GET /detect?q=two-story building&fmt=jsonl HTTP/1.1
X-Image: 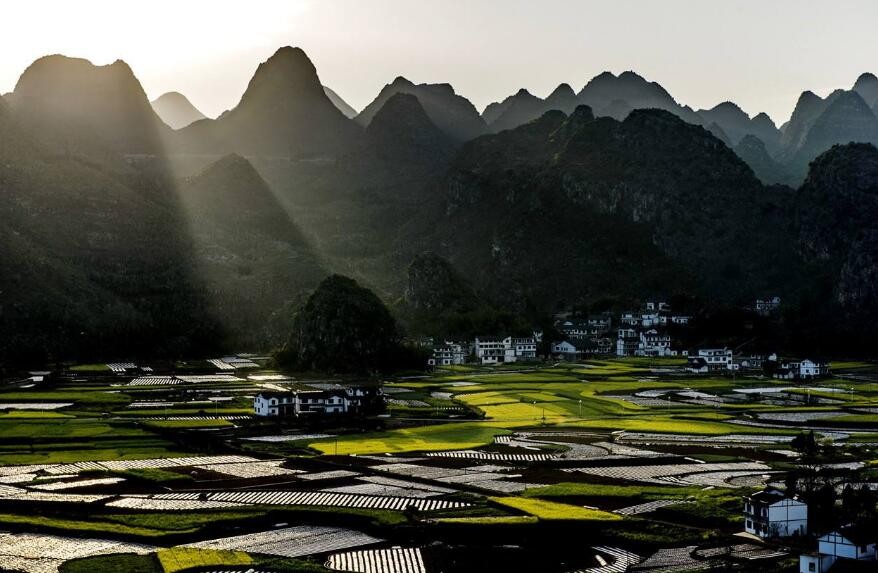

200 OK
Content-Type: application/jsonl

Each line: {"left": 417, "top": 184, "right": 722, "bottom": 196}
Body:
{"left": 743, "top": 489, "right": 808, "bottom": 538}
{"left": 687, "top": 348, "right": 733, "bottom": 372}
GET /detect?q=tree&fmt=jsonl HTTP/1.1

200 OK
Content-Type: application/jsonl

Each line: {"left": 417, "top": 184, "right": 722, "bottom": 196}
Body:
{"left": 277, "top": 274, "right": 400, "bottom": 374}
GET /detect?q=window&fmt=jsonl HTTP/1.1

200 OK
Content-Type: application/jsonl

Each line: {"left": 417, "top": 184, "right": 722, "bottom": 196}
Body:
{"left": 808, "top": 563, "right": 815, "bottom": 572}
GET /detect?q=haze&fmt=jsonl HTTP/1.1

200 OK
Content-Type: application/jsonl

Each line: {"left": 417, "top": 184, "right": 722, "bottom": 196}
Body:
{"left": 3, "top": 0, "right": 878, "bottom": 123}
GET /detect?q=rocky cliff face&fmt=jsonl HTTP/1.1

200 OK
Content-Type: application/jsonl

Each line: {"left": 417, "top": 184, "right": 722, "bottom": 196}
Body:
{"left": 798, "top": 144, "right": 878, "bottom": 318}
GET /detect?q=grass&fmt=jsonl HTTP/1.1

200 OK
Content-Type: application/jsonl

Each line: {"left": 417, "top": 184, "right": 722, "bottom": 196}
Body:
{"left": 60, "top": 553, "right": 161, "bottom": 573}
{"left": 522, "top": 482, "right": 709, "bottom": 501}
{"left": 157, "top": 548, "right": 252, "bottom": 573}
{"left": 490, "top": 497, "right": 622, "bottom": 521}
{"left": 0, "top": 513, "right": 172, "bottom": 538}
{"left": 142, "top": 419, "right": 234, "bottom": 429}
{"left": 309, "top": 423, "right": 509, "bottom": 455}
{"left": 435, "top": 516, "right": 538, "bottom": 525}
{"left": 69, "top": 363, "right": 111, "bottom": 372}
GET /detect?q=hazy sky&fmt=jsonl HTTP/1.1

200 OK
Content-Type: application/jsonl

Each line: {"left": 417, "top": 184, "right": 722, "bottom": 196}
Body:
{"left": 3, "top": 0, "right": 877, "bottom": 124}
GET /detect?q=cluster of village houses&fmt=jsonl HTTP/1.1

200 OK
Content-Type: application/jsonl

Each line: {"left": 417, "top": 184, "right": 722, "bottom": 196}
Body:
{"left": 253, "top": 383, "right": 382, "bottom": 418}
{"left": 427, "top": 299, "right": 830, "bottom": 380}
{"left": 744, "top": 489, "right": 877, "bottom": 572}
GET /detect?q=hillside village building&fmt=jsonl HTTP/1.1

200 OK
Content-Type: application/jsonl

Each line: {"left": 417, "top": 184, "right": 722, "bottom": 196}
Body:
{"left": 686, "top": 348, "right": 733, "bottom": 373}
{"left": 474, "top": 336, "right": 537, "bottom": 365}
{"left": 743, "top": 489, "right": 808, "bottom": 538}
{"left": 428, "top": 342, "right": 467, "bottom": 367}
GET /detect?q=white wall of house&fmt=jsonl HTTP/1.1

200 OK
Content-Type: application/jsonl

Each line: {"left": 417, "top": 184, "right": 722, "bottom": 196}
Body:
{"left": 744, "top": 496, "right": 807, "bottom": 538}
{"left": 818, "top": 532, "right": 877, "bottom": 560}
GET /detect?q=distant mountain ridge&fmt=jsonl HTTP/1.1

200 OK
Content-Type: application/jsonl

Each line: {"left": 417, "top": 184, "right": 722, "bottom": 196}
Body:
{"left": 355, "top": 76, "right": 486, "bottom": 141}
{"left": 174, "top": 47, "right": 362, "bottom": 157}
{"left": 151, "top": 91, "right": 207, "bottom": 129}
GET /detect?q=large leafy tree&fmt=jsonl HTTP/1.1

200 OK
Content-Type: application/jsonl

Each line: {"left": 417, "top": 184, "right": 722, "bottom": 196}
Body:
{"left": 280, "top": 275, "right": 399, "bottom": 373}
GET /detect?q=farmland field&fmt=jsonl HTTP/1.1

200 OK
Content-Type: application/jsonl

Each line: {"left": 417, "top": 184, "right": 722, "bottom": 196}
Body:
{"left": 0, "top": 357, "right": 875, "bottom": 573}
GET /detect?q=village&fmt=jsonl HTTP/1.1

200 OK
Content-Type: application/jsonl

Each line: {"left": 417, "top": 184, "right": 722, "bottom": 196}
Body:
{"left": 426, "top": 299, "right": 831, "bottom": 384}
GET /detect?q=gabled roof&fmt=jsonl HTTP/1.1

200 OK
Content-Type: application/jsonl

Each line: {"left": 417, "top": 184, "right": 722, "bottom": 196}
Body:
{"left": 826, "top": 525, "right": 878, "bottom": 547}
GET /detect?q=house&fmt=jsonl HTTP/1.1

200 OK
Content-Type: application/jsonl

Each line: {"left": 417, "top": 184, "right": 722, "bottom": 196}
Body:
{"left": 474, "top": 336, "right": 536, "bottom": 364}
{"left": 636, "top": 329, "right": 672, "bottom": 357}
{"left": 558, "top": 318, "right": 590, "bottom": 339}
{"left": 735, "top": 355, "right": 765, "bottom": 370}
{"left": 686, "top": 357, "right": 709, "bottom": 374}
{"left": 552, "top": 340, "right": 578, "bottom": 360}
{"left": 800, "top": 527, "right": 877, "bottom": 573}
{"left": 800, "top": 359, "right": 831, "bottom": 379}
{"left": 670, "top": 315, "right": 691, "bottom": 326}
{"left": 253, "top": 384, "right": 382, "bottom": 417}
{"left": 553, "top": 339, "right": 601, "bottom": 360}
{"left": 743, "top": 489, "right": 808, "bottom": 538}
{"left": 689, "top": 348, "right": 733, "bottom": 372}
{"left": 616, "top": 328, "right": 640, "bottom": 357}
{"left": 620, "top": 312, "right": 640, "bottom": 327}
{"left": 428, "top": 342, "right": 467, "bottom": 367}
{"left": 474, "top": 336, "right": 508, "bottom": 364}
{"left": 512, "top": 337, "right": 538, "bottom": 360}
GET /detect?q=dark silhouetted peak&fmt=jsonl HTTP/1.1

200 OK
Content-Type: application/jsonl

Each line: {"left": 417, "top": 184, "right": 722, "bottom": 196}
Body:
{"left": 364, "top": 92, "right": 454, "bottom": 163}
{"left": 579, "top": 70, "right": 691, "bottom": 122}
{"left": 544, "top": 83, "right": 579, "bottom": 115}
{"left": 752, "top": 112, "right": 777, "bottom": 131}
{"left": 356, "top": 77, "right": 485, "bottom": 141}
{"left": 804, "top": 142, "right": 878, "bottom": 194}
{"left": 780, "top": 90, "right": 829, "bottom": 155}
{"left": 10, "top": 53, "right": 166, "bottom": 155}
{"left": 180, "top": 46, "right": 361, "bottom": 157}
{"left": 792, "top": 91, "right": 878, "bottom": 173}
{"left": 487, "top": 88, "right": 545, "bottom": 133}
{"left": 734, "top": 134, "right": 789, "bottom": 185}
{"left": 151, "top": 91, "right": 207, "bottom": 129}
{"left": 697, "top": 101, "right": 752, "bottom": 145}
{"left": 391, "top": 76, "right": 415, "bottom": 88}
{"left": 798, "top": 143, "right": 878, "bottom": 315}
{"left": 239, "top": 46, "right": 324, "bottom": 104}
{"left": 853, "top": 72, "right": 878, "bottom": 108}
{"left": 405, "top": 252, "right": 480, "bottom": 314}
{"left": 323, "top": 86, "right": 357, "bottom": 118}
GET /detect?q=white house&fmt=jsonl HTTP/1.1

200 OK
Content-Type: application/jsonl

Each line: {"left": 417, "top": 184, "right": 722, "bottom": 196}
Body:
{"left": 693, "top": 348, "right": 733, "bottom": 371}
{"left": 743, "top": 489, "right": 808, "bottom": 538}
{"left": 474, "top": 336, "right": 536, "bottom": 364}
{"left": 800, "top": 359, "right": 831, "bottom": 379}
{"left": 800, "top": 527, "right": 877, "bottom": 573}
{"left": 512, "top": 337, "right": 537, "bottom": 360}
{"left": 616, "top": 328, "right": 640, "bottom": 357}
{"left": 474, "top": 336, "right": 508, "bottom": 364}
{"left": 254, "top": 385, "right": 381, "bottom": 417}
{"left": 636, "top": 329, "right": 672, "bottom": 357}
{"left": 429, "top": 342, "right": 467, "bottom": 367}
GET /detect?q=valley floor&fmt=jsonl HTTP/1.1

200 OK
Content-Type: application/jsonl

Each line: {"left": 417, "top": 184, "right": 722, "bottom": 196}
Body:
{"left": 0, "top": 357, "right": 875, "bottom": 573}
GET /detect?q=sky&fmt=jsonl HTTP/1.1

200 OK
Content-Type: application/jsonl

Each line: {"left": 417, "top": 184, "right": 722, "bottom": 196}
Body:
{"left": 2, "top": 0, "right": 877, "bottom": 124}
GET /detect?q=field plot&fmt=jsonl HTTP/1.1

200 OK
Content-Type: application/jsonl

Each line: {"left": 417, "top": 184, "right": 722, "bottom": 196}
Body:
{"left": 194, "top": 460, "right": 302, "bottom": 478}
{"left": 127, "top": 490, "right": 471, "bottom": 512}
{"left": 127, "top": 377, "right": 179, "bottom": 386}
{"left": 327, "top": 546, "right": 426, "bottom": 573}
{"left": 29, "top": 477, "right": 125, "bottom": 491}
{"left": 0, "top": 531, "right": 154, "bottom": 573}
{"left": 564, "top": 462, "right": 771, "bottom": 486}
{"left": 322, "top": 475, "right": 455, "bottom": 498}
{"left": 425, "top": 450, "right": 555, "bottom": 462}
{"left": 183, "top": 525, "right": 381, "bottom": 558}
{"left": 0, "top": 403, "right": 72, "bottom": 410}
{"left": 614, "top": 500, "right": 694, "bottom": 516}
{"left": 107, "top": 496, "right": 247, "bottom": 510}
